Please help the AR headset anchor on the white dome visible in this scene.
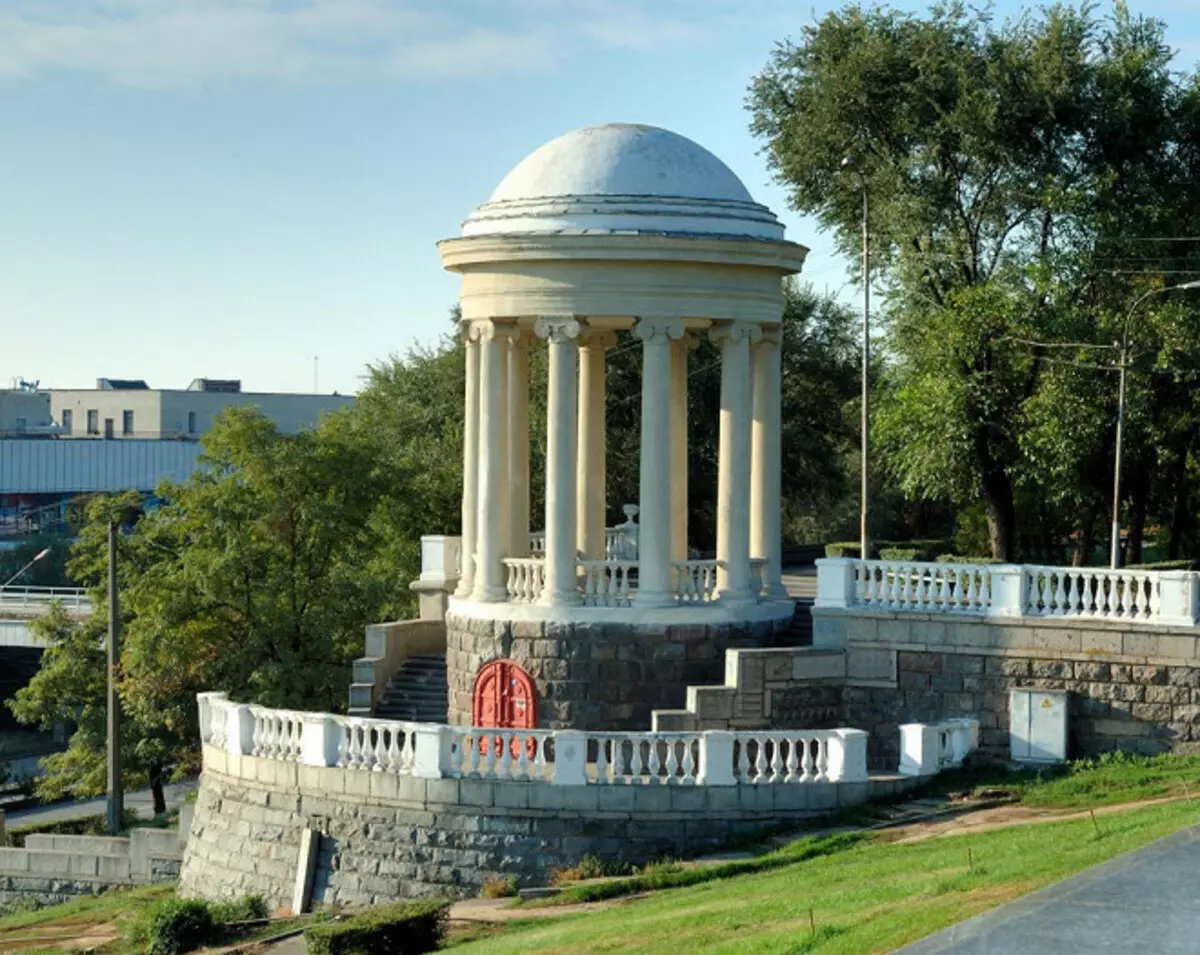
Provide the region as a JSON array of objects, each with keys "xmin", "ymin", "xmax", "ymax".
[{"xmin": 462, "ymin": 123, "xmax": 786, "ymax": 241}]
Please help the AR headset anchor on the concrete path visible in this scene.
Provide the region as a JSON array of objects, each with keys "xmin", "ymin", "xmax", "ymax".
[
  {"xmin": 4, "ymin": 779, "xmax": 196, "ymax": 827},
  {"xmin": 897, "ymin": 823, "xmax": 1200, "ymax": 954}
]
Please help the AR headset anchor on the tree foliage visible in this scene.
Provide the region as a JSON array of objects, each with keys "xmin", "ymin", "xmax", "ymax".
[{"xmin": 750, "ymin": 1, "xmax": 1200, "ymax": 559}]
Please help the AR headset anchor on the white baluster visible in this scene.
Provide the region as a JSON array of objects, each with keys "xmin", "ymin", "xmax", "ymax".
[
  {"xmin": 815, "ymin": 737, "xmax": 830, "ymax": 782},
  {"xmin": 785, "ymin": 738, "xmax": 800, "ymax": 783},
  {"xmin": 665, "ymin": 739, "xmax": 679, "ymax": 783},
  {"xmin": 595, "ymin": 737, "xmax": 609, "ymax": 783},
  {"xmin": 498, "ymin": 733, "xmax": 513, "ymax": 779},
  {"xmin": 754, "ymin": 737, "xmax": 768, "ymax": 784},
  {"xmin": 681, "ymin": 739, "xmax": 695, "ymax": 784},
  {"xmin": 736, "ymin": 738, "xmax": 750, "ymax": 781},
  {"xmin": 516, "ymin": 732, "xmax": 530, "ymax": 779},
  {"xmin": 648, "ymin": 736, "xmax": 661, "ymax": 781},
  {"xmin": 801, "ymin": 737, "xmax": 815, "ymax": 781},
  {"xmin": 770, "ymin": 737, "xmax": 784, "ymax": 782}
]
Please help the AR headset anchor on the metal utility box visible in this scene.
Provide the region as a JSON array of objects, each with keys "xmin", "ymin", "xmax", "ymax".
[{"xmin": 1009, "ymin": 689, "xmax": 1068, "ymax": 763}]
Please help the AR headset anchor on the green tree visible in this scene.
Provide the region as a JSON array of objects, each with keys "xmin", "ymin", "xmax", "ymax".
[{"xmin": 749, "ymin": 2, "xmax": 1200, "ymax": 559}]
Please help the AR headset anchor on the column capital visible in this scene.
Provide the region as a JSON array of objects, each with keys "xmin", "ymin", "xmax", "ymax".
[
  {"xmin": 469, "ymin": 318, "xmax": 520, "ymax": 343},
  {"xmin": 633, "ymin": 317, "xmax": 685, "ymax": 344},
  {"xmin": 674, "ymin": 331, "xmax": 702, "ymax": 352},
  {"xmin": 709, "ymin": 320, "xmax": 763, "ymax": 346},
  {"xmin": 757, "ymin": 324, "xmax": 783, "ymax": 346},
  {"xmin": 577, "ymin": 323, "xmax": 618, "ymax": 349},
  {"xmin": 534, "ymin": 315, "xmax": 581, "ymax": 344}
]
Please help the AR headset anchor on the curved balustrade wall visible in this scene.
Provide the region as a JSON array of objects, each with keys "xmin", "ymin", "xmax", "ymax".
[{"xmin": 180, "ymin": 695, "xmax": 941, "ymax": 908}]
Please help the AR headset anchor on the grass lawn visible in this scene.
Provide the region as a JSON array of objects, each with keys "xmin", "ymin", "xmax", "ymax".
[
  {"xmin": 0, "ymin": 883, "xmax": 173, "ymax": 952},
  {"xmin": 449, "ymin": 800, "xmax": 1200, "ymax": 954},
  {"xmin": 930, "ymin": 750, "xmax": 1200, "ymax": 809}
]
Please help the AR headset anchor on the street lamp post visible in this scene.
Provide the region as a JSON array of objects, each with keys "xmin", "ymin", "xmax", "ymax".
[
  {"xmin": 842, "ymin": 156, "xmax": 871, "ymax": 559},
  {"xmin": 1110, "ymin": 279, "xmax": 1200, "ymax": 569},
  {"xmin": 0, "ymin": 547, "xmax": 50, "ymax": 592}
]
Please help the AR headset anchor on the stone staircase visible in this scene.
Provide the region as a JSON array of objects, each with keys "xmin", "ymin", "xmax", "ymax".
[
  {"xmin": 776, "ymin": 599, "xmax": 814, "ymax": 646},
  {"xmin": 374, "ymin": 655, "xmax": 448, "ymax": 723}
]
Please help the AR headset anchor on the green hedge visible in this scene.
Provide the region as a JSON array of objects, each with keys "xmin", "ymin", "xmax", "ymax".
[
  {"xmin": 305, "ymin": 899, "xmax": 451, "ymax": 955},
  {"xmin": 1129, "ymin": 559, "xmax": 1200, "ymax": 571},
  {"xmin": 146, "ymin": 898, "xmax": 216, "ymax": 955},
  {"xmin": 936, "ymin": 554, "xmax": 1004, "ymax": 565},
  {"xmin": 826, "ymin": 539, "xmax": 953, "ymax": 561}
]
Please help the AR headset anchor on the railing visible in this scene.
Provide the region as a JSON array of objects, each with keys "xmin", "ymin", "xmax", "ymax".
[
  {"xmin": 734, "ymin": 731, "xmax": 838, "ymax": 784},
  {"xmin": 249, "ymin": 707, "xmax": 305, "ymax": 762},
  {"xmin": 604, "ymin": 527, "xmax": 638, "ymax": 560},
  {"xmin": 673, "ymin": 560, "xmax": 718, "ymax": 602},
  {"xmin": 818, "ymin": 556, "xmax": 1200, "ymax": 627},
  {"xmin": 195, "ymin": 693, "xmax": 932, "ymax": 787},
  {"xmin": 589, "ymin": 733, "xmax": 700, "ymax": 784},
  {"xmin": 447, "ymin": 727, "xmax": 554, "ymax": 781},
  {"xmin": 854, "ymin": 560, "xmax": 993, "ymax": 613},
  {"xmin": 337, "ymin": 716, "xmax": 418, "ymax": 773},
  {"xmin": 504, "ymin": 558, "xmax": 546, "ymax": 603},
  {"xmin": 579, "ymin": 560, "xmax": 636, "ymax": 607},
  {"xmin": 900, "ymin": 718, "xmax": 980, "ymax": 776},
  {"xmin": 528, "ymin": 532, "xmax": 545, "ymax": 556},
  {"xmin": 0, "ymin": 585, "xmax": 91, "ymax": 611},
  {"xmin": 1024, "ymin": 566, "xmax": 1157, "ymax": 620}
]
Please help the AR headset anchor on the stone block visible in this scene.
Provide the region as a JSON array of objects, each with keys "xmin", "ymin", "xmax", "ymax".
[
  {"xmin": 1145, "ymin": 685, "xmax": 1190, "ymax": 705},
  {"xmin": 457, "ymin": 779, "xmax": 494, "ymax": 808},
  {"xmin": 1030, "ymin": 660, "xmax": 1073, "ymax": 680},
  {"xmin": 631, "ymin": 786, "xmax": 672, "ymax": 813},
  {"xmin": 1112, "ymin": 683, "xmax": 1145, "ymax": 702},
  {"xmin": 1173, "ymin": 705, "xmax": 1200, "ymax": 724},
  {"xmin": 846, "ymin": 648, "xmax": 894, "ymax": 682},
  {"xmin": 737, "ymin": 784, "xmax": 775, "ymax": 813},
  {"xmin": 1132, "ymin": 703, "xmax": 1173, "ymax": 722},
  {"xmin": 986, "ymin": 657, "xmax": 1030, "ymax": 677},
  {"xmin": 955, "ymin": 624, "xmax": 1000, "ymax": 649},
  {"xmin": 665, "ymin": 785, "xmax": 706, "ymax": 813},
  {"xmin": 396, "ymin": 776, "xmax": 427, "ymax": 804},
  {"xmin": 1123, "ymin": 633, "xmax": 1162, "ymax": 658},
  {"xmin": 492, "ymin": 783, "xmax": 529, "ymax": 810},
  {"xmin": 897, "ymin": 671, "xmax": 930, "ymax": 692},
  {"xmin": 1093, "ymin": 718, "xmax": 1149, "ymax": 738},
  {"xmin": 806, "ymin": 783, "xmax": 838, "ymax": 811},
  {"xmin": 424, "ymin": 779, "xmax": 460, "ymax": 806},
  {"xmin": 1075, "ymin": 661, "xmax": 1111, "ymax": 681},
  {"xmin": 595, "ymin": 785, "xmax": 635, "ymax": 812},
  {"xmin": 878, "ymin": 619, "xmax": 913, "ymax": 644},
  {"xmin": 1031, "ymin": 628, "xmax": 1081, "ymax": 653},
  {"xmin": 1171, "ymin": 668, "xmax": 1200, "ymax": 688}
]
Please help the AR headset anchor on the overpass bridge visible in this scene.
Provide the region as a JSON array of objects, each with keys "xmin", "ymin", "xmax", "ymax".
[{"xmin": 0, "ymin": 586, "xmax": 91, "ymax": 648}]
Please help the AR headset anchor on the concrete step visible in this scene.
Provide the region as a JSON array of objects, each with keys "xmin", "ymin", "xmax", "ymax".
[{"xmin": 377, "ymin": 653, "xmax": 448, "ymax": 723}]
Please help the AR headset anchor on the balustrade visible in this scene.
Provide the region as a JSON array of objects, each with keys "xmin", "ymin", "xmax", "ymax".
[
  {"xmin": 855, "ymin": 559, "xmax": 993, "ymax": 613},
  {"xmin": 504, "ymin": 558, "xmax": 546, "ymax": 603},
  {"xmin": 197, "ymin": 695, "xmax": 974, "ymax": 788},
  {"xmin": 579, "ymin": 560, "xmax": 636, "ymax": 607},
  {"xmin": 249, "ymin": 707, "xmax": 304, "ymax": 762},
  {"xmin": 673, "ymin": 560, "xmax": 719, "ymax": 602},
  {"xmin": 589, "ymin": 733, "xmax": 700, "ymax": 784},
  {"xmin": 528, "ymin": 531, "xmax": 546, "ymax": 556},
  {"xmin": 446, "ymin": 728, "xmax": 554, "ymax": 781},
  {"xmin": 335, "ymin": 716, "xmax": 418, "ymax": 773},
  {"xmin": 734, "ymin": 731, "xmax": 834, "ymax": 784},
  {"xmin": 1024, "ymin": 566, "xmax": 1157, "ymax": 620}
]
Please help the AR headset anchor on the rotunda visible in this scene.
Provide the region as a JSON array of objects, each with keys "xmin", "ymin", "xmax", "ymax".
[{"xmin": 438, "ymin": 123, "xmax": 808, "ymax": 731}]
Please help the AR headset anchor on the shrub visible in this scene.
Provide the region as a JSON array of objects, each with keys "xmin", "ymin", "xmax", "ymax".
[
  {"xmin": 305, "ymin": 899, "xmax": 451, "ymax": 955},
  {"xmin": 145, "ymin": 897, "xmax": 217, "ymax": 955},
  {"xmin": 575, "ymin": 854, "xmax": 633, "ymax": 880},
  {"xmin": 211, "ymin": 893, "xmax": 269, "ymax": 923},
  {"xmin": 878, "ymin": 547, "xmax": 920, "ymax": 561},
  {"xmin": 936, "ymin": 554, "xmax": 1003, "ymax": 565},
  {"xmin": 824, "ymin": 542, "xmax": 862, "ymax": 559},
  {"xmin": 480, "ymin": 876, "xmax": 518, "ymax": 899},
  {"xmin": 1130, "ymin": 559, "xmax": 1200, "ymax": 571}
]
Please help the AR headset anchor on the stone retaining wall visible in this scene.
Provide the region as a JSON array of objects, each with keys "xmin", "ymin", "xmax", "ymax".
[
  {"xmin": 180, "ymin": 744, "xmax": 912, "ymax": 908},
  {"xmin": 445, "ymin": 613, "xmax": 790, "ymax": 731},
  {"xmin": 821, "ymin": 609, "xmax": 1200, "ymax": 764},
  {"xmin": 0, "ymin": 829, "xmax": 183, "ymax": 907}
]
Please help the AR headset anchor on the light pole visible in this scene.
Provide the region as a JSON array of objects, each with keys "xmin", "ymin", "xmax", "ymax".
[
  {"xmin": 0, "ymin": 547, "xmax": 51, "ymax": 592},
  {"xmin": 1109, "ymin": 279, "xmax": 1200, "ymax": 569},
  {"xmin": 107, "ymin": 520, "xmax": 123, "ymax": 835},
  {"xmin": 842, "ymin": 157, "xmax": 871, "ymax": 559}
]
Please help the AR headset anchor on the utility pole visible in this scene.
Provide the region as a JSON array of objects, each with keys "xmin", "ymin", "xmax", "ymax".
[
  {"xmin": 106, "ymin": 521, "xmax": 123, "ymax": 835},
  {"xmin": 1110, "ymin": 279, "xmax": 1200, "ymax": 569},
  {"xmin": 860, "ymin": 185, "xmax": 871, "ymax": 561}
]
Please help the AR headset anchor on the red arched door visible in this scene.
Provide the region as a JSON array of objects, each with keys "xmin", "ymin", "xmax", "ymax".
[{"xmin": 472, "ymin": 659, "xmax": 537, "ymax": 729}]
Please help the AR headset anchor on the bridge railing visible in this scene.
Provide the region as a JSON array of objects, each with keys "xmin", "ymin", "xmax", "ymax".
[{"xmin": 0, "ymin": 585, "xmax": 91, "ymax": 611}]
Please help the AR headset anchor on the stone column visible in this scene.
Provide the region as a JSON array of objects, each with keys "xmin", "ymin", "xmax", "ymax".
[
  {"xmin": 536, "ymin": 316, "xmax": 581, "ymax": 606},
  {"xmin": 508, "ymin": 328, "xmax": 531, "ymax": 558},
  {"xmin": 634, "ymin": 318, "xmax": 684, "ymax": 607},
  {"xmin": 472, "ymin": 319, "xmax": 516, "ymax": 603},
  {"xmin": 711, "ymin": 321, "xmax": 760, "ymax": 603},
  {"xmin": 670, "ymin": 334, "xmax": 697, "ymax": 562},
  {"xmin": 456, "ymin": 327, "xmax": 480, "ymax": 597},
  {"xmin": 751, "ymin": 326, "xmax": 785, "ymax": 597},
  {"xmin": 577, "ymin": 326, "xmax": 616, "ymax": 560}
]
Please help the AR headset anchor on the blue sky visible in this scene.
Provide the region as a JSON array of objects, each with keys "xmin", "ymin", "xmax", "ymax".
[{"xmin": 2, "ymin": 1, "xmax": 1197, "ymax": 396}]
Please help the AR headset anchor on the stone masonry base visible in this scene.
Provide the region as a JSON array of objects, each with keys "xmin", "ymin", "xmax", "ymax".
[{"xmin": 445, "ymin": 612, "xmax": 790, "ymax": 731}]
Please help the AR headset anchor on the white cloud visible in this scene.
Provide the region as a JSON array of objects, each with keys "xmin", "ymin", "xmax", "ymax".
[{"xmin": 0, "ymin": 0, "xmax": 714, "ymax": 87}]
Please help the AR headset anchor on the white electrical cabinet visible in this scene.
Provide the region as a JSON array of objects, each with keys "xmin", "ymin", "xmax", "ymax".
[{"xmin": 1009, "ymin": 689, "xmax": 1068, "ymax": 763}]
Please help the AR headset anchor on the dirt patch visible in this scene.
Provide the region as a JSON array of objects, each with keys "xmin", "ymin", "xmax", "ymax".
[
  {"xmin": 882, "ymin": 795, "xmax": 1183, "ymax": 845},
  {"xmin": 0, "ymin": 920, "xmax": 120, "ymax": 951}
]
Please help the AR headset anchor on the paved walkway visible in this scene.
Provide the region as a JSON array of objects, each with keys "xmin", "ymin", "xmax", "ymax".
[
  {"xmin": 897, "ymin": 824, "xmax": 1200, "ymax": 954},
  {"xmin": 4, "ymin": 779, "xmax": 196, "ymax": 827}
]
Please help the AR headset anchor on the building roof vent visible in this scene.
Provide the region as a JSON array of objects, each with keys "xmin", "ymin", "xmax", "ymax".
[
  {"xmin": 97, "ymin": 378, "xmax": 150, "ymax": 390},
  {"xmin": 187, "ymin": 379, "xmax": 242, "ymax": 393}
]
